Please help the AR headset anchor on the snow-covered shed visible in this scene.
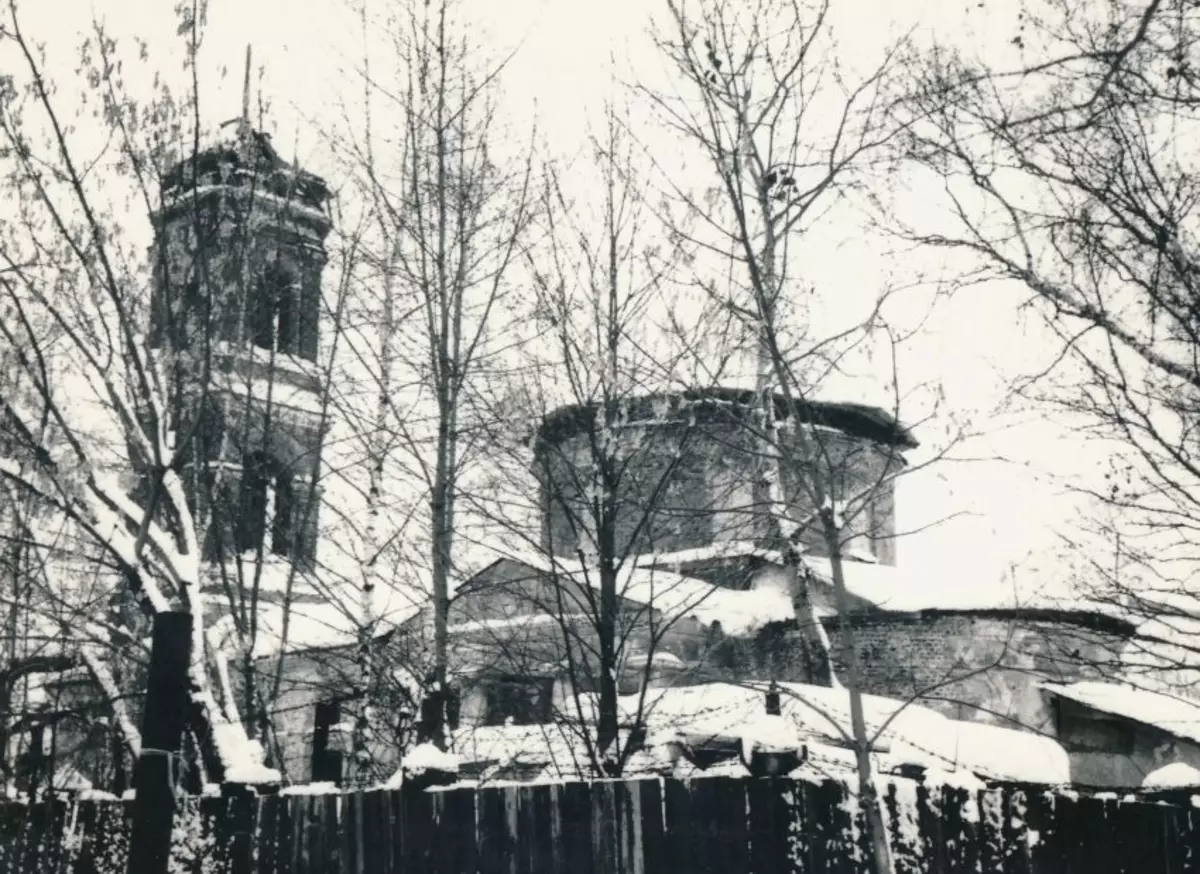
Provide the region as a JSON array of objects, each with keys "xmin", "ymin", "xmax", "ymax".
[{"xmin": 1041, "ymin": 680, "xmax": 1200, "ymax": 788}]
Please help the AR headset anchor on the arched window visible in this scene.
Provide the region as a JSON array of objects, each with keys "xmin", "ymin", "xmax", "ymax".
[
  {"xmin": 237, "ymin": 451, "xmax": 273, "ymax": 552},
  {"xmin": 249, "ymin": 263, "xmax": 300, "ymax": 355},
  {"xmin": 235, "ymin": 450, "xmax": 302, "ymax": 558}
]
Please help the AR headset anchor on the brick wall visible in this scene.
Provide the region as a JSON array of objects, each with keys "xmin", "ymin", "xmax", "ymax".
[
  {"xmin": 535, "ymin": 393, "xmax": 903, "ymax": 567},
  {"xmin": 816, "ymin": 610, "xmax": 1131, "ymax": 734}
]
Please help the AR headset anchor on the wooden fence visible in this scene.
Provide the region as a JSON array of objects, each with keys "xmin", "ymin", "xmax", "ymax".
[{"xmin": 2, "ymin": 775, "xmax": 1199, "ymax": 874}]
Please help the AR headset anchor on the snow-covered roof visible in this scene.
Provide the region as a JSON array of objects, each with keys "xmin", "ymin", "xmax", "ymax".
[
  {"xmin": 478, "ymin": 548, "xmax": 794, "ymax": 636},
  {"xmin": 437, "ymin": 682, "xmax": 1068, "ymax": 785},
  {"xmin": 623, "ymin": 682, "xmax": 1068, "ymax": 784},
  {"xmin": 802, "ymin": 554, "xmax": 1048, "ymax": 613},
  {"xmin": 245, "ymin": 599, "xmax": 421, "ymax": 658},
  {"xmin": 1041, "ymin": 681, "xmax": 1200, "ymax": 744},
  {"xmin": 635, "ymin": 540, "xmax": 1051, "ymax": 614}
]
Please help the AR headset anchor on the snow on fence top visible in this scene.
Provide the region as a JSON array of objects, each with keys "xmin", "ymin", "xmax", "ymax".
[{"xmin": 1041, "ymin": 680, "xmax": 1200, "ymax": 745}]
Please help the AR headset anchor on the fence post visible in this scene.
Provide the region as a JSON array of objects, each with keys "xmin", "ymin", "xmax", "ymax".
[{"xmin": 125, "ymin": 611, "xmax": 192, "ymax": 874}]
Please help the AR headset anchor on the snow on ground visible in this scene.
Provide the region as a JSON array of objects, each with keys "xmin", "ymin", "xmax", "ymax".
[
  {"xmin": 1143, "ymin": 762, "xmax": 1200, "ymax": 789},
  {"xmin": 1041, "ymin": 681, "xmax": 1200, "ymax": 745}
]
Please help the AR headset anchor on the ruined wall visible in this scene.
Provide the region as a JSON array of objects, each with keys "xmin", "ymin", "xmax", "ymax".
[
  {"xmin": 536, "ymin": 392, "xmax": 904, "ymax": 567},
  {"xmin": 815, "ymin": 610, "xmax": 1132, "ymax": 734}
]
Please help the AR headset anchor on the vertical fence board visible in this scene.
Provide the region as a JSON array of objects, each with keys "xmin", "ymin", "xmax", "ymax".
[
  {"xmin": 257, "ymin": 795, "xmax": 279, "ymax": 874},
  {"xmin": 663, "ymin": 779, "xmax": 697, "ymax": 874},
  {"xmin": 558, "ymin": 781, "xmax": 594, "ymax": 874},
  {"xmin": 699, "ymin": 778, "xmax": 749, "ymax": 874},
  {"xmin": 590, "ymin": 781, "xmax": 618, "ymax": 874},
  {"xmin": 432, "ymin": 786, "xmax": 476, "ymax": 874},
  {"xmin": 1023, "ymin": 789, "xmax": 1058, "ymax": 874},
  {"xmin": 634, "ymin": 779, "xmax": 665, "ymax": 874},
  {"xmin": 477, "ymin": 786, "xmax": 511, "ymax": 874},
  {"xmin": 356, "ymin": 791, "xmax": 378, "ymax": 874},
  {"xmin": 747, "ymin": 778, "xmax": 791, "ymax": 874}
]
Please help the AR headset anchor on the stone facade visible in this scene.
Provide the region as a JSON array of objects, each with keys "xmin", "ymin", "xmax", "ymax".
[
  {"xmin": 534, "ymin": 390, "xmax": 912, "ymax": 568},
  {"xmin": 149, "ymin": 127, "xmax": 331, "ymax": 574},
  {"xmin": 818, "ymin": 610, "xmax": 1132, "ymax": 733},
  {"xmin": 1052, "ymin": 697, "xmax": 1200, "ymax": 788}
]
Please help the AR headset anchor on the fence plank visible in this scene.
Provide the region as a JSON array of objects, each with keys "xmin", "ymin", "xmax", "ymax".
[
  {"xmin": 256, "ymin": 795, "xmax": 279, "ymax": 874},
  {"xmin": 13, "ymin": 776, "xmax": 1200, "ymax": 874},
  {"xmin": 636, "ymin": 779, "xmax": 666, "ymax": 874},
  {"xmin": 663, "ymin": 779, "xmax": 697, "ymax": 874},
  {"xmin": 557, "ymin": 781, "xmax": 594, "ymax": 874},
  {"xmin": 477, "ymin": 786, "xmax": 512, "ymax": 874},
  {"xmin": 747, "ymin": 778, "xmax": 787, "ymax": 874},
  {"xmin": 432, "ymin": 786, "xmax": 477, "ymax": 874}
]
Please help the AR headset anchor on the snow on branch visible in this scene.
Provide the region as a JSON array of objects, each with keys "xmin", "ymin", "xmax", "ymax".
[{"xmin": 80, "ymin": 646, "xmax": 141, "ymax": 758}]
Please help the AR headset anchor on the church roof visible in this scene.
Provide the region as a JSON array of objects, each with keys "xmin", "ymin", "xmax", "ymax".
[
  {"xmin": 159, "ymin": 123, "xmax": 331, "ymax": 217},
  {"xmin": 535, "ymin": 387, "xmax": 918, "ymax": 450}
]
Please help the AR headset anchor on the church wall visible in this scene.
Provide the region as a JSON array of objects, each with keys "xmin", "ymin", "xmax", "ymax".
[
  {"xmin": 817, "ymin": 611, "xmax": 1131, "ymax": 734},
  {"xmin": 537, "ymin": 395, "xmax": 902, "ymax": 566}
]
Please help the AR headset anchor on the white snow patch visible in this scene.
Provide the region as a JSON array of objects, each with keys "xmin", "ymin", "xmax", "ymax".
[
  {"xmin": 624, "ymin": 682, "xmax": 1070, "ymax": 784},
  {"xmin": 280, "ymin": 782, "xmax": 340, "ymax": 796},
  {"xmin": 1143, "ymin": 762, "xmax": 1200, "ymax": 789},
  {"xmin": 248, "ymin": 598, "xmax": 419, "ymax": 658},
  {"xmin": 481, "ymin": 548, "xmax": 793, "ymax": 635},
  {"xmin": 211, "ymin": 721, "xmax": 280, "ymax": 785},
  {"xmin": 76, "ymin": 789, "xmax": 119, "ymax": 801},
  {"xmin": 400, "ymin": 739, "xmax": 460, "ymax": 773}
]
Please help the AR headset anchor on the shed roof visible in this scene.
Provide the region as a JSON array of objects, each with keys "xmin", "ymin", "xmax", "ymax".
[{"xmin": 1041, "ymin": 680, "xmax": 1200, "ymax": 745}]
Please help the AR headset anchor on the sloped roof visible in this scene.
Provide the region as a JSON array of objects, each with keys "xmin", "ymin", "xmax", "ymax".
[
  {"xmin": 465, "ymin": 548, "xmax": 794, "ymax": 636},
  {"xmin": 1041, "ymin": 680, "xmax": 1200, "ymax": 745}
]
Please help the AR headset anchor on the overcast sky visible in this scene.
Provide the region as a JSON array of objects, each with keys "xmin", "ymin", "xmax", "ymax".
[{"xmin": 9, "ymin": 0, "xmax": 1113, "ymax": 606}]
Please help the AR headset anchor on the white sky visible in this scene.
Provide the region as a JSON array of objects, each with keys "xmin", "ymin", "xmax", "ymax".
[{"xmin": 11, "ymin": 0, "xmax": 1110, "ymax": 606}]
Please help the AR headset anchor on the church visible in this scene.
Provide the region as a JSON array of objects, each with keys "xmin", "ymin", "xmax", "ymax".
[{"xmin": 12, "ymin": 110, "xmax": 1200, "ymax": 796}]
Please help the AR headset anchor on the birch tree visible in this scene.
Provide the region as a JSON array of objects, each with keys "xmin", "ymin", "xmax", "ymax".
[
  {"xmin": 644, "ymin": 1, "xmax": 942, "ymax": 869},
  {"xmin": 338, "ymin": 0, "xmax": 536, "ymax": 755},
  {"xmin": 901, "ymin": 0, "xmax": 1200, "ymax": 693}
]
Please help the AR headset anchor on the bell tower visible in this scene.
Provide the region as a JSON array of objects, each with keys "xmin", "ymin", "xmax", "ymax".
[{"xmin": 148, "ymin": 65, "xmax": 333, "ymax": 586}]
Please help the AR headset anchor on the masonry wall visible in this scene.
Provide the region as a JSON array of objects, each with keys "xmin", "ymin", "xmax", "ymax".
[
  {"xmin": 536, "ymin": 394, "xmax": 903, "ymax": 567},
  {"xmin": 815, "ymin": 611, "xmax": 1131, "ymax": 734}
]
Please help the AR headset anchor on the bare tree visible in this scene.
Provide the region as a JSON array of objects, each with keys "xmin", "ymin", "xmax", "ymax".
[
  {"xmin": 453, "ymin": 99, "xmax": 766, "ymax": 776},
  {"xmin": 641, "ymin": 0, "xmax": 953, "ymax": 869},
  {"xmin": 333, "ymin": 0, "xmax": 537, "ymax": 758},
  {"xmin": 0, "ymin": 0, "xmax": 351, "ymax": 788},
  {"xmin": 901, "ymin": 0, "xmax": 1200, "ymax": 691}
]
